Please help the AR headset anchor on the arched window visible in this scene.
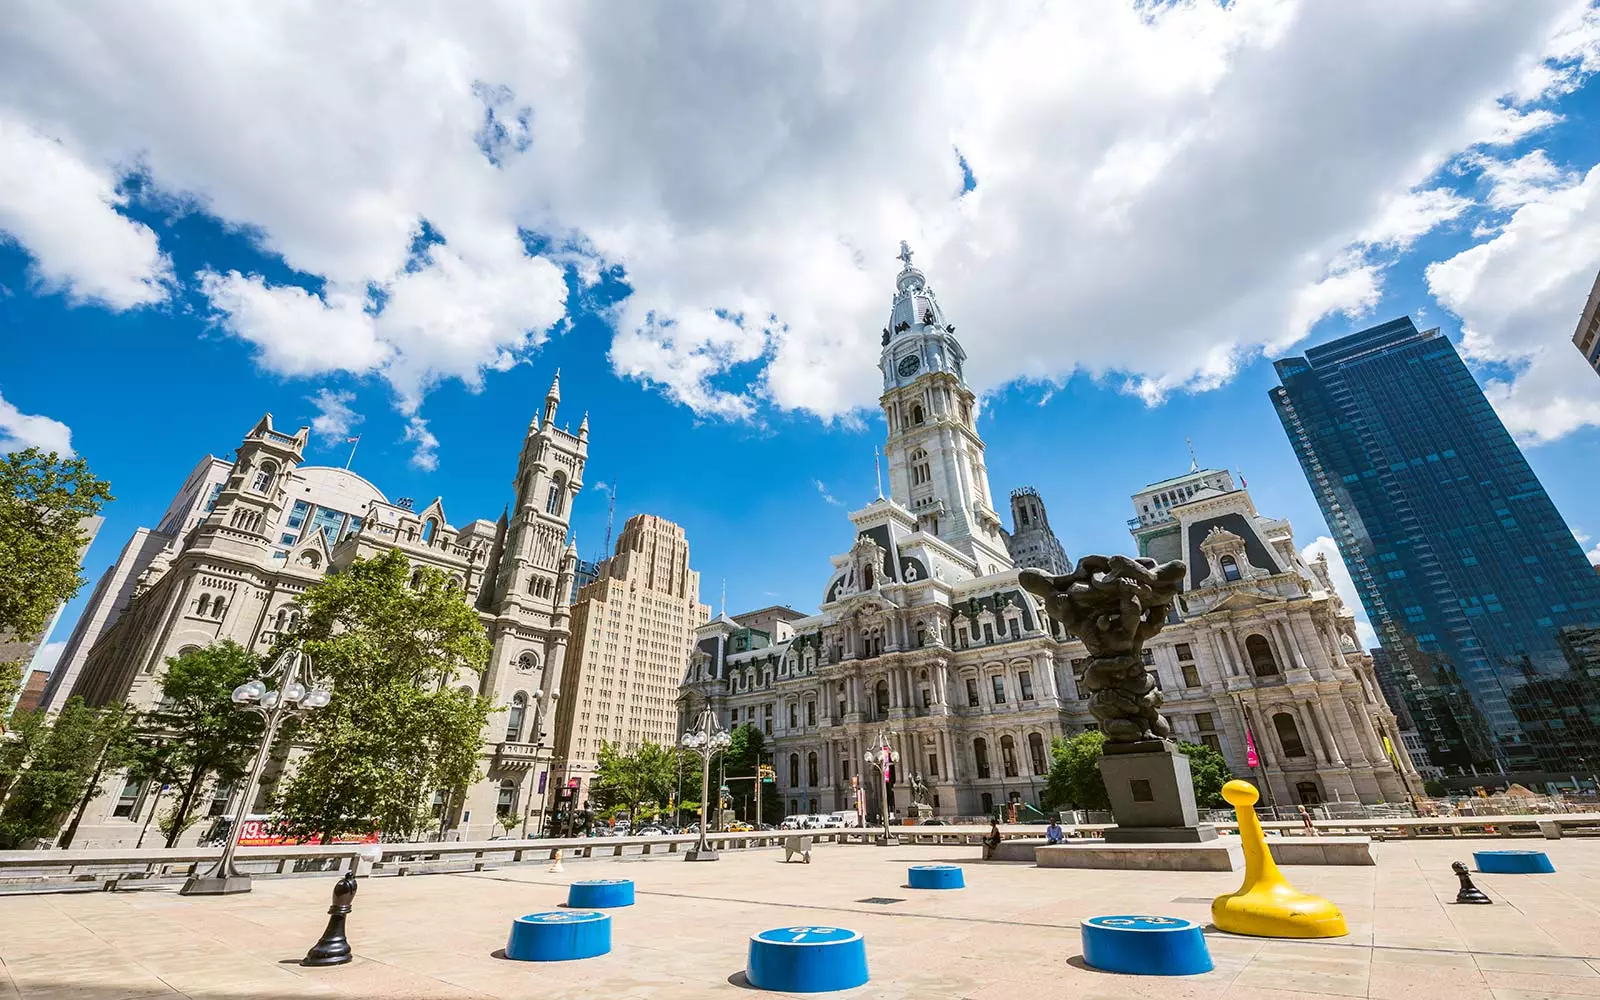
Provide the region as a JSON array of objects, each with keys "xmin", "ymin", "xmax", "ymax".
[
  {"xmin": 1273, "ymin": 711, "xmax": 1306, "ymax": 758},
  {"xmin": 863, "ymin": 564, "xmax": 875, "ymax": 590},
  {"xmin": 875, "ymin": 680, "xmax": 890, "ymax": 718},
  {"xmin": 807, "ymin": 752, "xmax": 819, "ymax": 786},
  {"xmin": 196, "ymin": 594, "xmax": 211, "ymax": 617},
  {"xmin": 916, "ymin": 624, "xmax": 927, "ymax": 647},
  {"xmin": 289, "ymin": 610, "xmax": 301, "ymax": 629},
  {"xmin": 789, "ymin": 753, "xmax": 800, "ymax": 786},
  {"xmin": 910, "ymin": 448, "xmax": 931, "ymax": 486},
  {"xmin": 912, "ymin": 403, "xmax": 925, "ymax": 425},
  {"xmin": 1220, "ymin": 554, "xmax": 1241, "ymax": 582},
  {"xmin": 974, "ymin": 738, "xmax": 991, "ymax": 778},
  {"xmin": 1000, "ymin": 735, "xmax": 1019, "ymax": 777},
  {"xmin": 1028, "ymin": 732, "xmax": 1047, "ymax": 775},
  {"xmin": 411, "ymin": 568, "xmax": 425, "ymax": 591},
  {"xmin": 252, "ymin": 460, "xmax": 278, "ymax": 494},
  {"xmin": 497, "ymin": 779, "xmax": 517, "ymax": 815},
  {"xmin": 506, "ymin": 693, "xmax": 527, "ymax": 742},
  {"xmin": 806, "ymin": 700, "xmax": 816, "ymax": 726},
  {"xmin": 789, "ymin": 704, "xmax": 798, "ymax": 729},
  {"xmin": 274, "ymin": 608, "xmax": 288, "ymax": 630},
  {"xmin": 212, "ymin": 597, "xmax": 226, "ymax": 619},
  {"xmin": 422, "ymin": 519, "xmax": 437, "ymax": 544},
  {"xmin": 545, "ymin": 474, "xmax": 567, "ymax": 516},
  {"xmin": 1245, "ymin": 634, "xmax": 1279, "ymax": 677}
]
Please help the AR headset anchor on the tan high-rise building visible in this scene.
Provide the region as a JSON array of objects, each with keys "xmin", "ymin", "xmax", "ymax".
[{"xmin": 553, "ymin": 514, "xmax": 709, "ymax": 804}]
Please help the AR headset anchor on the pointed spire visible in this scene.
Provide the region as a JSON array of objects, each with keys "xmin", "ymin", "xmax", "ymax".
[
  {"xmin": 547, "ymin": 368, "xmax": 562, "ymax": 401},
  {"xmin": 578, "ymin": 410, "xmax": 589, "ymax": 438},
  {"xmin": 543, "ymin": 368, "xmax": 561, "ymax": 425},
  {"xmin": 1187, "ymin": 437, "xmax": 1199, "ymax": 474}
]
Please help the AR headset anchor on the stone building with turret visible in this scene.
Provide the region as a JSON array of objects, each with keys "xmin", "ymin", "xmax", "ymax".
[
  {"xmin": 678, "ymin": 246, "xmax": 1419, "ymax": 821},
  {"xmin": 56, "ymin": 372, "xmax": 587, "ymax": 846}
]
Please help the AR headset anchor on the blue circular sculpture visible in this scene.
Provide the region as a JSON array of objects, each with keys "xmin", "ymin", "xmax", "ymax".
[
  {"xmin": 908, "ymin": 864, "xmax": 965, "ymax": 890},
  {"xmin": 568, "ymin": 878, "xmax": 635, "ymax": 908},
  {"xmin": 1474, "ymin": 850, "xmax": 1556, "ymax": 875},
  {"xmin": 746, "ymin": 926, "xmax": 869, "ymax": 993},
  {"xmin": 506, "ymin": 910, "xmax": 611, "ymax": 962},
  {"xmin": 1080, "ymin": 915, "xmax": 1213, "ymax": 976}
]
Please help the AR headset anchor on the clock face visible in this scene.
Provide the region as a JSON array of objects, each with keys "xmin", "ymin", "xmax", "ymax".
[{"xmin": 897, "ymin": 354, "xmax": 921, "ymax": 378}]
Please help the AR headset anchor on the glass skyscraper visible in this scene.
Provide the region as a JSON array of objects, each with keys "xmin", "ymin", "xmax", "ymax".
[{"xmin": 1271, "ymin": 317, "xmax": 1600, "ymax": 777}]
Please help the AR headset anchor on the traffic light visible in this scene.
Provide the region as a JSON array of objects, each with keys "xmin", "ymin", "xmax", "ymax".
[{"xmin": 758, "ymin": 764, "xmax": 775, "ymax": 783}]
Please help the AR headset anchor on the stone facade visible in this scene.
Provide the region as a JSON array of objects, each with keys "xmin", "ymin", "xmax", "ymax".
[
  {"xmin": 1001, "ymin": 487, "xmax": 1070, "ymax": 575},
  {"xmin": 58, "ymin": 373, "xmax": 587, "ymax": 846},
  {"xmin": 678, "ymin": 247, "xmax": 1420, "ymax": 820},
  {"xmin": 551, "ymin": 514, "xmax": 710, "ymax": 805}
]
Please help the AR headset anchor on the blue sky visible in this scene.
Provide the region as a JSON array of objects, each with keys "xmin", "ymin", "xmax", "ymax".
[{"xmin": 4, "ymin": 1, "xmax": 1600, "ymax": 668}]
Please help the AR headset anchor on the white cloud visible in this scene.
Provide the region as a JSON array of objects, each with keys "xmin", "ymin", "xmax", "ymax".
[
  {"xmin": 0, "ymin": 390, "xmax": 73, "ymax": 455},
  {"xmin": 1301, "ymin": 536, "xmax": 1379, "ymax": 650},
  {"xmin": 814, "ymin": 479, "xmax": 844, "ymax": 507},
  {"xmin": 0, "ymin": 118, "xmax": 172, "ymax": 309},
  {"xmin": 1588, "ymin": 541, "xmax": 1600, "ymax": 564},
  {"xmin": 2, "ymin": 1, "xmax": 1596, "ymax": 428},
  {"xmin": 403, "ymin": 416, "xmax": 440, "ymax": 472},
  {"xmin": 1476, "ymin": 149, "xmax": 1575, "ymax": 210},
  {"xmin": 1426, "ymin": 161, "xmax": 1600, "ymax": 443},
  {"xmin": 29, "ymin": 640, "xmax": 66, "ymax": 675},
  {"xmin": 307, "ymin": 388, "xmax": 363, "ymax": 446}
]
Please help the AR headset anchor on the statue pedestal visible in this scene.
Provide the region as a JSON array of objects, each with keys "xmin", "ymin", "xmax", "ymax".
[
  {"xmin": 906, "ymin": 803, "xmax": 932, "ymax": 824},
  {"xmin": 1098, "ymin": 741, "xmax": 1217, "ymax": 844}
]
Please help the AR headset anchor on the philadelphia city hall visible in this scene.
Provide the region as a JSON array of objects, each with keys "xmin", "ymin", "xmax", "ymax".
[{"xmin": 679, "ymin": 245, "xmax": 1418, "ymax": 818}]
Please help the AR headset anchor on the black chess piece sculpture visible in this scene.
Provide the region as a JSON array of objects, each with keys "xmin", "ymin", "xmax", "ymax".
[
  {"xmin": 303, "ymin": 869, "xmax": 359, "ymax": 965},
  {"xmin": 1452, "ymin": 861, "xmax": 1492, "ymax": 904}
]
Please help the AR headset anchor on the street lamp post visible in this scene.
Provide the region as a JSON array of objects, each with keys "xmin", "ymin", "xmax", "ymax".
[
  {"xmin": 182, "ymin": 646, "xmax": 331, "ymax": 896},
  {"xmin": 681, "ymin": 704, "xmax": 731, "ymax": 861},
  {"xmin": 864, "ymin": 729, "xmax": 900, "ymax": 846}
]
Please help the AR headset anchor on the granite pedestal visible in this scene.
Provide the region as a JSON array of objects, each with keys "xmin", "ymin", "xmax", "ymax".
[{"xmin": 1098, "ymin": 740, "xmax": 1217, "ymax": 844}]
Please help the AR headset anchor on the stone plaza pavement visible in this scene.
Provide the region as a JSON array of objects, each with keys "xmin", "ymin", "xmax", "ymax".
[{"xmin": 4, "ymin": 838, "xmax": 1600, "ymax": 1000}]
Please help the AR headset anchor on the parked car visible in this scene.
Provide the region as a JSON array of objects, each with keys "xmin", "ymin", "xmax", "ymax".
[
  {"xmin": 919, "ymin": 819, "xmax": 948, "ymax": 826},
  {"xmin": 725, "ymin": 821, "xmax": 754, "ymax": 832},
  {"xmin": 635, "ymin": 825, "xmax": 665, "ymax": 837}
]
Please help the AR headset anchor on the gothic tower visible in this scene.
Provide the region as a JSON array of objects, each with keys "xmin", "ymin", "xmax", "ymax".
[
  {"xmin": 191, "ymin": 414, "xmax": 308, "ymax": 558},
  {"xmin": 1004, "ymin": 486, "xmax": 1072, "ymax": 574},
  {"xmin": 878, "ymin": 242, "xmax": 1012, "ymax": 572}
]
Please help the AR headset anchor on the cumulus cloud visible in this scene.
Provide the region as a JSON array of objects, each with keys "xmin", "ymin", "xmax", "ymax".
[
  {"xmin": 1589, "ymin": 540, "xmax": 1600, "ymax": 564},
  {"xmin": 1301, "ymin": 536, "xmax": 1379, "ymax": 650},
  {"xmin": 1, "ymin": 0, "xmax": 1597, "ymax": 433},
  {"xmin": 0, "ymin": 118, "xmax": 172, "ymax": 309},
  {"xmin": 1426, "ymin": 160, "xmax": 1600, "ymax": 443},
  {"xmin": 307, "ymin": 388, "xmax": 363, "ymax": 446},
  {"xmin": 0, "ymin": 390, "xmax": 73, "ymax": 455},
  {"xmin": 403, "ymin": 416, "xmax": 440, "ymax": 472}
]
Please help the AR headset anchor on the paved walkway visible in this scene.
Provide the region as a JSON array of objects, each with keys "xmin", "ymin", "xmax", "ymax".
[{"xmin": 3, "ymin": 838, "xmax": 1600, "ymax": 999}]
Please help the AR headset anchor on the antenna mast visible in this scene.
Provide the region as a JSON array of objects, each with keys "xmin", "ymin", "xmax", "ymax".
[{"xmin": 600, "ymin": 480, "xmax": 617, "ymax": 561}]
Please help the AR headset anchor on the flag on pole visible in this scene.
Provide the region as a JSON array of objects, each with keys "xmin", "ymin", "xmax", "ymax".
[
  {"xmin": 1245, "ymin": 724, "xmax": 1260, "ymax": 768},
  {"xmin": 346, "ymin": 436, "xmax": 359, "ymax": 443}
]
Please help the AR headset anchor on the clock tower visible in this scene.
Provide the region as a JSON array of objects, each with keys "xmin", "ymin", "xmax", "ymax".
[{"xmin": 878, "ymin": 242, "xmax": 1012, "ymax": 572}]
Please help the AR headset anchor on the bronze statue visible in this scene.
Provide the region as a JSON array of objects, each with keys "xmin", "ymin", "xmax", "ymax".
[
  {"xmin": 910, "ymin": 772, "xmax": 930, "ymax": 806},
  {"xmin": 1020, "ymin": 555, "xmax": 1186, "ymax": 744}
]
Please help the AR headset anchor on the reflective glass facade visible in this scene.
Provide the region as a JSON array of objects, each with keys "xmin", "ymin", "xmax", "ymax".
[{"xmin": 1272, "ymin": 318, "xmax": 1600, "ymax": 776}]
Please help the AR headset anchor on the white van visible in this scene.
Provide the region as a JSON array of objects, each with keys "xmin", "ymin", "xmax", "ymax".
[
  {"xmin": 826, "ymin": 810, "xmax": 861, "ymax": 828},
  {"xmin": 780, "ymin": 815, "xmax": 812, "ymax": 830}
]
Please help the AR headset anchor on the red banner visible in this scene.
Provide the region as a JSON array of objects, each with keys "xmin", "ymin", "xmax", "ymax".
[
  {"xmin": 236, "ymin": 817, "xmax": 379, "ymax": 847},
  {"xmin": 1245, "ymin": 726, "xmax": 1260, "ymax": 769}
]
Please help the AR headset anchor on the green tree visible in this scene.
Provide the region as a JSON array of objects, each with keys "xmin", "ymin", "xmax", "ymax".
[
  {"xmin": 132, "ymin": 641, "xmax": 265, "ymax": 847},
  {"xmin": 0, "ymin": 448, "xmax": 113, "ymax": 646},
  {"xmin": 1040, "ymin": 731, "xmax": 1233, "ymax": 813},
  {"xmin": 0, "ymin": 661, "xmax": 22, "ymax": 718},
  {"xmin": 271, "ymin": 550, "xmax": 492, "ymax": 843},
  {"xmin": 591, "ymin": 740, "xmax": 683, "ymax": 820},
  {"xmin": 723, "ymin": 724, "xmax": 780, "ymax": 823},
  {"xmin": 0, "ymin": 698, "xmax": 132, "ymax": 848}
]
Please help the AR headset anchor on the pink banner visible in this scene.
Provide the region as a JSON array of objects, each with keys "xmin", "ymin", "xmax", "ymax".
[{"xmin": 1245, "ymin": 725, "xmax": 1260, "ymax": 768}]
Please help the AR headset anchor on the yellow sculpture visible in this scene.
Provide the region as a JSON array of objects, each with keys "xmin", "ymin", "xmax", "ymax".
[{"xmin": 1212, "ymin": 779, "xmax": 1347, "ymax": 938}]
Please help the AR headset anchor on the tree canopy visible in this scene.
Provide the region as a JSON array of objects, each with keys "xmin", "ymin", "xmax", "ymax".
[
  {"xmin": 1041, "ymin": 731, "xmax": 1233, "ymax": 813},
  {"xmin": 270, "ymin": 549, "xmax": 492, "ymax": 842},
  {"xmin": 0, "ymin": 698, "xmax": 132, "ymax": 848},
  {"xmin": 591, "ymin": 740, "xmax": 684, "ymax": 820},
  {"xmin": 0, "ymin": 448, "xmax": 113, "ymax": 645},
  {"xmin": 132, "ymin": 641, "xmax": 265, "ymax": 846}
]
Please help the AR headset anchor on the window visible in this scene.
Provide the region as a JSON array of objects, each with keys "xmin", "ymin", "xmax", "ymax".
[
  {"xmin": 807, "ymin": 752, "xmax": 818, "ymax": 786},
  {"xmin": 1220, "ymin": 555, "xmax": 1241, "ymax": 582},
  {"xmin": 875, "ymin": 680, "xmax": 890, "ymax": 718},
  {"xmin": 1007, "ymin": 618, "xmax": 1019, "ymax": 639},
  {"xmin": 981, "ymin": 792, "xmax": 994, "ymax": 814},
  {"xmin": 207, "ymin": 782, "xmax": 233, "ymax": 818},
  {"xmin": 983, "ymin": 623, "xmax": 995, "ymax": 643},
  {"xmin": 196, "ymin": 594, "xmax": 211, "ymax": 617},
  {"xmin": 422, "ymin": 518, "xmax": 438, "ymax": 543},
  {"xmin": 1019, "ymin": 670, "xmax": 1034, "ymax": 700},
  {"xmin": 497, "ymin": 779, "xmax": 518, "ymax": 815},
  {"xmin": 966, "ymin": 678, "xmax": 980, "ymax": 707},
  {"xmin": 764, "ymin": 704, "xmax": 773, "ymax": 736},
  {"xmin": 807, "ymin": 701, "xmax": 816, "ymax": 726},
  {"xmin": 212, "ymin": 597, "xmax": 226, "ymax": 619},
  {"xmin": 1273, "ymin": 712, "xmax": 1306, "ymax": 758},
  {"xmin": 1000, "ymin": 736, "xmax": 1019, "ymax": 777},
  {"xmin": 912, "ymin": 404, "xmax": 925, "ymax": 424},
  {"xmin": 1245, "ymin": 635, "xmax": 1279, "ymax": 677},
  {"xmin": 957, "ymin": 628, "xmax": 969, "ymax": 648},
  {"xmin": 1174, "ymin": 642, "xmax": 1193, "ymax": 662},
  {"xmin": 1296, "ymin": 781, "xmax": 1321, "ymax": 806},
  {"xmin": 910, "ymin": 448, "xmax": 931, "ymax": 486},
  {"xmin": 916, "ymin": 624, "xmax": 927, "ymax": 647},
  {"xmin": 789, "ymin": 704, "xmax": 798, "ymax": 729},
  {"xmin": 545, "ymin": 474, "xmax": 567, "ymax": 515},
  {"xmin": 506, "ymin": 693, "xmax": 526, "ymax": 742},
  {"xmin": 974, "ymin": 738, "xmax": 991, "ymax": 778},
  {"xmin": 1195, "ymin": 712, "xmax": 1215, "ymax": 732},
  {"xmin": 1140, "ymin": 648, "xmax": 1155, "ymax": 665},
  {"xmin": 1028, "ymin": 733, "xmax": 1047, "ymax": 774},
  {"xmin": 789, "ymin": 754, "xmax": 800, "ymax": 786},
  {"xmin": 991, "ymin": 675, "xmax": 1005, "ymax": 703},
  {"xmin": 252, "ymin": 460, "xmax": 278, "ymax": 494},
  {"xmin": 112, "ymin": 775, "xmax": 143, "ymax": 818},
  {"xmin": 1182, "ymin": 663, "xmax": 1201, "ymax": 688},
  {"xmin": 928, "ymin": 753, "xmax": 939, "ymax": 778},
  {"xmin": 1201, "ymin": 733, "xmax": 1222, "ymax": 753}
]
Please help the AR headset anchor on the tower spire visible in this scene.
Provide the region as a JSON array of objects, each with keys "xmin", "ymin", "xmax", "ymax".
[
  {"xmin": 543, "ymin": 368, "xmax": 561, "ymax": 426},
  {"xmin": 874, "ymin": 446, "xmax": 884, "ymax": 499},
  {"xmin": 1187, "ymin": 437, "xmax": 1199, "ymax": 474}
]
